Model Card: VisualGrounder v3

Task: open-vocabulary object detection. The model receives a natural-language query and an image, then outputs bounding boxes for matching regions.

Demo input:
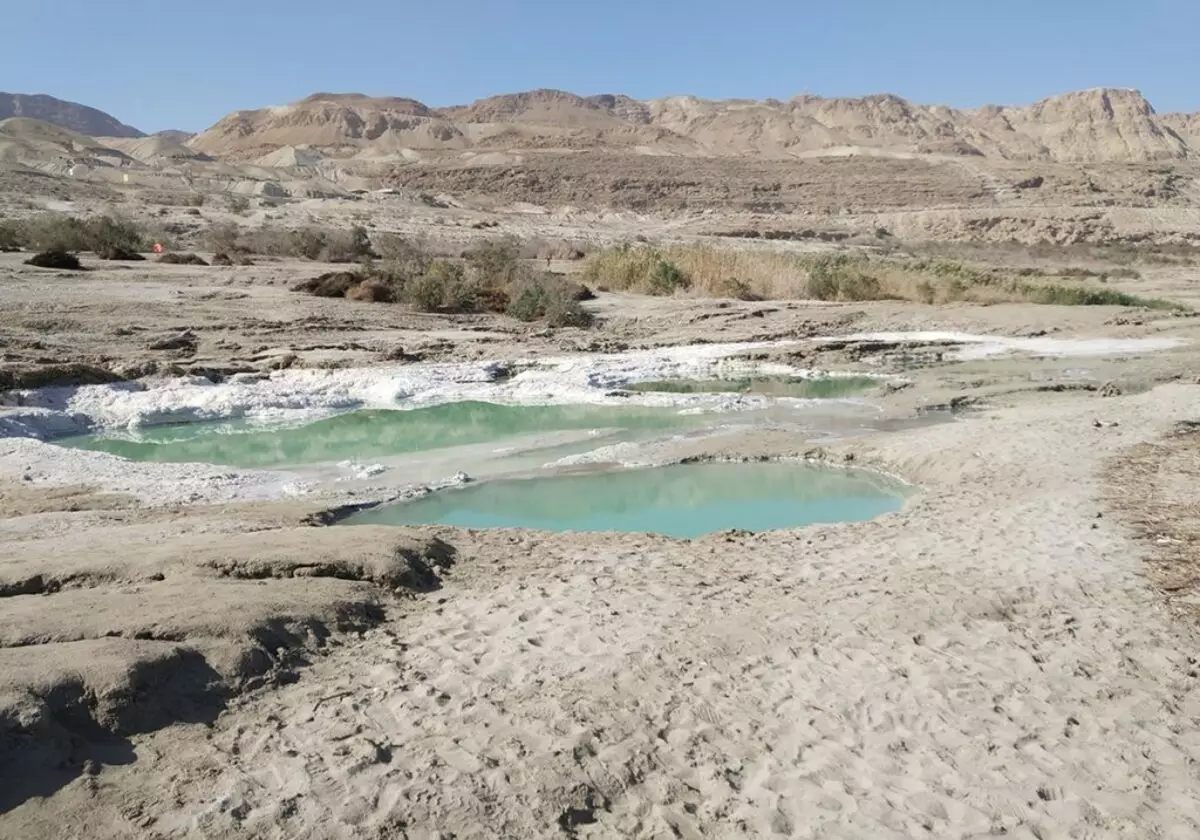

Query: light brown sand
[2,383,1198,838]
[2,253,1200,838]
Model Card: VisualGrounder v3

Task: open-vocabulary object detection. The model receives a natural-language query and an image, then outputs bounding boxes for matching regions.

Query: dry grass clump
[1104,424,1200,611]
[293,235,592,327]
[581,245,1185,309]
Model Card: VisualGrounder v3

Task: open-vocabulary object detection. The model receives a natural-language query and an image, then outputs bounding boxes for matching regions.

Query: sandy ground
[2,253,1200,838]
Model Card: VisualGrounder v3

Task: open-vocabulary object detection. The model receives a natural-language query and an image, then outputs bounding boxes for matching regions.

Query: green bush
[506,270,593,326]
[372,234,433,277]
[646,259,689,295]
[404,260,477,312]
[1022,282,1181,310]
[805,262,841,301]
[464,237,521,286]
[86,216,146,255]
[12,214,145,254]
[838,272,882,301]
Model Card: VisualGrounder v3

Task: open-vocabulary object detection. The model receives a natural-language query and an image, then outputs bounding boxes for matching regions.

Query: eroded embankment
[0,525,457,812]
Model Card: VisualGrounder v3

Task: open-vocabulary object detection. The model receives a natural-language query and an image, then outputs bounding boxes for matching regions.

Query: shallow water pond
[56,402,706,468]
[347,461,908,538]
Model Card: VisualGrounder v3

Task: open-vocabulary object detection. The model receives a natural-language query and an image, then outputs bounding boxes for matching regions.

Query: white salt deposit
[0,333,1184,508]
[815,331,1185,360]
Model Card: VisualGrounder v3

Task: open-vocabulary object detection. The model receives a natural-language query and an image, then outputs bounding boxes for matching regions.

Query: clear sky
[3,0,1198,133]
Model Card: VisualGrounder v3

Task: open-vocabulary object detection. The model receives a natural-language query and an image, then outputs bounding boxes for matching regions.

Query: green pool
[347,461,908,538]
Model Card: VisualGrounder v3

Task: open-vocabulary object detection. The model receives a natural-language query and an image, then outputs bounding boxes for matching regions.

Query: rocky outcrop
[188,87,1199,163]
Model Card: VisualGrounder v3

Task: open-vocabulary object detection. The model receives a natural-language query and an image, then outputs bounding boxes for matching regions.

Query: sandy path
[37,384,1192,840]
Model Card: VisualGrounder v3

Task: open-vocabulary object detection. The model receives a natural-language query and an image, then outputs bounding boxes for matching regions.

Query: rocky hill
[0,92,143,139]
[189,87,1196,164]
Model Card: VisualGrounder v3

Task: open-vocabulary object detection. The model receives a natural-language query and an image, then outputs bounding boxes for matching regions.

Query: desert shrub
[581,244,1185,309]
[403,261,479,312]
[646,259,689,295]
[85,216,145,254]
[464,237,521,286]
[233,224,377,261]
[95,245,145,261]
[838,272,883,301]
[1021,283,1180,309]
[0,219,22,251]
[805,258,842,301]
[506,270,593,326]
[157,252,209,266]
[21,215,90,252]
[206,223,243,255]
[581,245,663,292]
[372,234,434,277]
[15,214,145,255]
[291,247,595,326]
[322,225,374,263]
[236,226,296,257]
[289,228,328,260]
[346,279,394,302]
[581,247,692,296]
[25,250,82,270]
[802,254,890,301]
[533,238,588,262]
[226,194,251,214]
[144,191,204,208]
[211,252,254,267]
[292,271,363,298]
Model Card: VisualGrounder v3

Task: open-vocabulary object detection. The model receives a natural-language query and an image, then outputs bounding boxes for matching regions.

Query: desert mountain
[0,118,131,168]
[189,93,466,161]
[189,87,1196,164]
[0,92,143,139]
[96,134,212,164]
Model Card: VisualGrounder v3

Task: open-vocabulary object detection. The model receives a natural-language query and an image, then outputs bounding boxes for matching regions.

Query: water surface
[57,402,703,468]
[348,461,907,538]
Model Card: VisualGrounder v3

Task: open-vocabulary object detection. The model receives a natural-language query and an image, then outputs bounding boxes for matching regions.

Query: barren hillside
[0,92,143,139]
[189,87,1197,163]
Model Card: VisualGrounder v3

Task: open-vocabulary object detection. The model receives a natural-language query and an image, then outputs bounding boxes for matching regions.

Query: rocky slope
[190,87,1197,163]
[0,93,143,139]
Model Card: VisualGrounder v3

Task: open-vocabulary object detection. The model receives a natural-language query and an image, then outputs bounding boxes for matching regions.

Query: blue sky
[3,0,1197,133]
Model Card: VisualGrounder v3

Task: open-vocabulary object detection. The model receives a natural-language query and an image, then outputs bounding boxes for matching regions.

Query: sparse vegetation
[157,252,209,266]
[211,252,254,267]
[143,191,205,208]
[25,250,83,270]
[225,194,252,215]
[204,223,376,262]
[581,244,1187,310]
[292,236,593,327]
[4,213,147,255]
[0,219,21,251]
[321,226,375,263]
